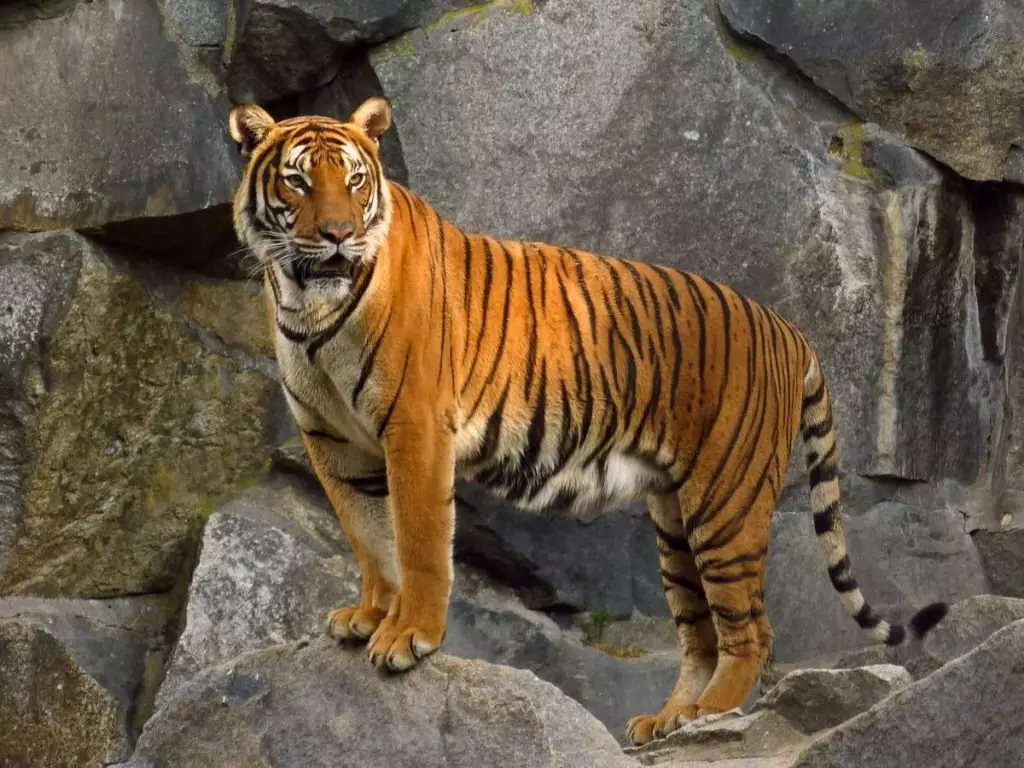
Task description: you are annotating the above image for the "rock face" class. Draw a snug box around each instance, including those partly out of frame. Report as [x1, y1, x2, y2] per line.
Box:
[793, 619, 1024, 767]
[124, 641, 639, 768]
[719, 0, 1024, 183]
[0, 1, 239, 245]
[0, 231, 283, 598]
[0, 619, 131, 766]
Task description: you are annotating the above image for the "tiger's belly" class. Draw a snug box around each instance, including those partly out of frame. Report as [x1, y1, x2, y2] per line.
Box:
[455, 431, 669, 514]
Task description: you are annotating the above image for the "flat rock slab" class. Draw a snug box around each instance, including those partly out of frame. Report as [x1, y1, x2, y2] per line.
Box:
[122, 641, 639, 768]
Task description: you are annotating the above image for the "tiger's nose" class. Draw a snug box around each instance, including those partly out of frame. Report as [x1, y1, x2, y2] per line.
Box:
[318, 220, 355, 244]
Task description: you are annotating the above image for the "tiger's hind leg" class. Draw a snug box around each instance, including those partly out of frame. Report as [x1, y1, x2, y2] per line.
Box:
[302, 432, 397, 643]
[690, 500, 774, 719]
[626, 495, 718, 746]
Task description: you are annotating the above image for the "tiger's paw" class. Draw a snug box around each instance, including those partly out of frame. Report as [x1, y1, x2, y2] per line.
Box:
[325, 605, 386, 643]
[367, 614, 444, 672]
[625, 702, 698, 746]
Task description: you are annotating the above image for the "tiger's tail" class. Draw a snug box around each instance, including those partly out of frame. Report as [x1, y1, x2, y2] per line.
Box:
[800, 354, 948, 645]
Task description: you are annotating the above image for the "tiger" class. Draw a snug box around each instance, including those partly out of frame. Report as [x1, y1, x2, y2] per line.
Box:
[226, 96, 948, 746]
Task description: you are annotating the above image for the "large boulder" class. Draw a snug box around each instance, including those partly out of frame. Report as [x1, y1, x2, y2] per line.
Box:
[0, 0, 240, 266]
[0, 231, 283, 598]
[123, 641, 639, 768]
[719, 0, 1024, 182]
[793, 619, 1024, 766]
[0, 619, 133, 766]
[973, 526, 1024, 598]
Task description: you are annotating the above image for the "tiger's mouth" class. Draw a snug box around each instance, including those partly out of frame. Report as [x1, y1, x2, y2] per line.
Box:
[294, 253, 356, 282]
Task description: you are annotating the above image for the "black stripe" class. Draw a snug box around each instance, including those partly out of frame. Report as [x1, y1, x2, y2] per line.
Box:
[809, 452, 838, 486]
[702, 569, 760, 585]
[566, 249, 598, 345]
[660, 569, 703, 593]
[470, 380, 511, 469]
[802, 378, 826, 409]
[709, 604, 751, 623]
[813, 500, 840, 535]
[376, 352, 410, 438]
[276, 321, 308, 342]
[461, 238, 494, 395]
[436, 212, 449, 386]
[341, 471, 389, 498]
[305, 259, 376, 361]
[352, 307, 393, 407]
[827, 555, 858, 593]
[853, 603, 881, 629]
[522, 244, 539, 400]
[802, 419, 832, 442]
[697, 546, 768, 575]
[651, 519, 690, 551]
[301, 428, 349, 445]
[675, 610, 712, 626]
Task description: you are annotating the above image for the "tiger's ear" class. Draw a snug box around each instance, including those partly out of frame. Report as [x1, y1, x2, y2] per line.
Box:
[348, 97, 392, 143]
[228, 104, 275, 158]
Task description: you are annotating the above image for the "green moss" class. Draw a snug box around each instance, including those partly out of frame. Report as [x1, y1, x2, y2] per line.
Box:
[903, 45, 930, 92]
[583, 609, 613, 645]
[830, 121, 881, 181]
[425, 0, 534, 33]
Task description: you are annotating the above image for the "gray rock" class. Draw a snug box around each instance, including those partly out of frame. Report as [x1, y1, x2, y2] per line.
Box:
[973, 526, 1024, 598]
[923, 594, 1024, 664]
[626, 709, 809, 768]
[765, 494, 986, 663]
[227, 0, 461, 102]
[830, 645, 942, 682]
[752, 665, 911, 734]
[123, 641, 639, 768]
[0, 231, 282, 598]
[0, 1, 240, 254]
[792, 619, 1024, 766]
[0, 619, 131, 765]
[719, 0, 1024, 182]
[157, 475, 360, 705]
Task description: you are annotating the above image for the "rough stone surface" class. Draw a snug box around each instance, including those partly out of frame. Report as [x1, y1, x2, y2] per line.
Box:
[0, 619, 130, 766]
[227, 0, 464, 102]
[156, 475, 360, 706]
[751, 665, 912, 734]
[123, 642, 639, 768]
[626, 710, 808, 768]
[0, 231, 283, 598]
[719, 0, 1024, 182]
[0, 0, 239, 238]
[793, 619, 1024, 766]
[973, 526, 1024, 598]
[923, 594, 1024, 664]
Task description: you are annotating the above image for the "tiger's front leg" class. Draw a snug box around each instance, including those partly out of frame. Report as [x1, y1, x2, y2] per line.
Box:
[367, 421, 455, 672]
[302, 432, 398, 643]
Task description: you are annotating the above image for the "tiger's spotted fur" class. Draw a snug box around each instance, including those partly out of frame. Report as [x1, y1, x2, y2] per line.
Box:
[227, 97, 947, 745]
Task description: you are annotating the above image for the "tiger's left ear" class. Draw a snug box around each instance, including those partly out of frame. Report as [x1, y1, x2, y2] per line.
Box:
[348, 97, 392, 144]
[228, 104, 275, 158]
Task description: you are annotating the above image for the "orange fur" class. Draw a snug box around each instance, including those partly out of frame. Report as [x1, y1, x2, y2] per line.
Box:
[228, 98, 947, 745]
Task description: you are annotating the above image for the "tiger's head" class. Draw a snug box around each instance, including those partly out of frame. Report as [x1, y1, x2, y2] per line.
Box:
[227, 97, 393, 293]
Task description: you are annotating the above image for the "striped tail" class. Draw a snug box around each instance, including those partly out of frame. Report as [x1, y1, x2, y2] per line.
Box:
[800, 355, 948, 645]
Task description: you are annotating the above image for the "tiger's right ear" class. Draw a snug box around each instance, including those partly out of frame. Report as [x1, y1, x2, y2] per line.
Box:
[228, 104, 275, 158]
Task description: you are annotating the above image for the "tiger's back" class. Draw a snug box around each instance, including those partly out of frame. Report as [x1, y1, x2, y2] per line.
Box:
[228, 97, 947, 747]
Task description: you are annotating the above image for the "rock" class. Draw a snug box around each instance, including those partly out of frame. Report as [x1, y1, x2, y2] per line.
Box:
[0, 595, 174, 738]
[123, 641, 639, 768]
[0, 619, 131, 766]
[923, 594, 1024, 664]
[973, 526, 1024, 598]
[830, 645, 941, 682]
[456, 483, 665, 615]
[764, 493, 987, 663]
[0, 231, 283, 598]
[156, 475, 360, 706]
[0, 0, 240, 262]
[226, 0, 461, 102]
[752, 665, 911, 734]
[718, 0, 1024, 182]
[626, 709, 809, 768]
[792, 619, 1024, 766]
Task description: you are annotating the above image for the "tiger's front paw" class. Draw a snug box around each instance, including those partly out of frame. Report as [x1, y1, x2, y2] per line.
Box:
[367, 611, 445, 672]
[325, 605, 387, 643]
[625, 702, 698, 745]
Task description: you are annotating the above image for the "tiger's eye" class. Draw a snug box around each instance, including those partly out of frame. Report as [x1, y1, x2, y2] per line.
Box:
[283, 174, 310, 193]
[349, 172, 366, 189]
